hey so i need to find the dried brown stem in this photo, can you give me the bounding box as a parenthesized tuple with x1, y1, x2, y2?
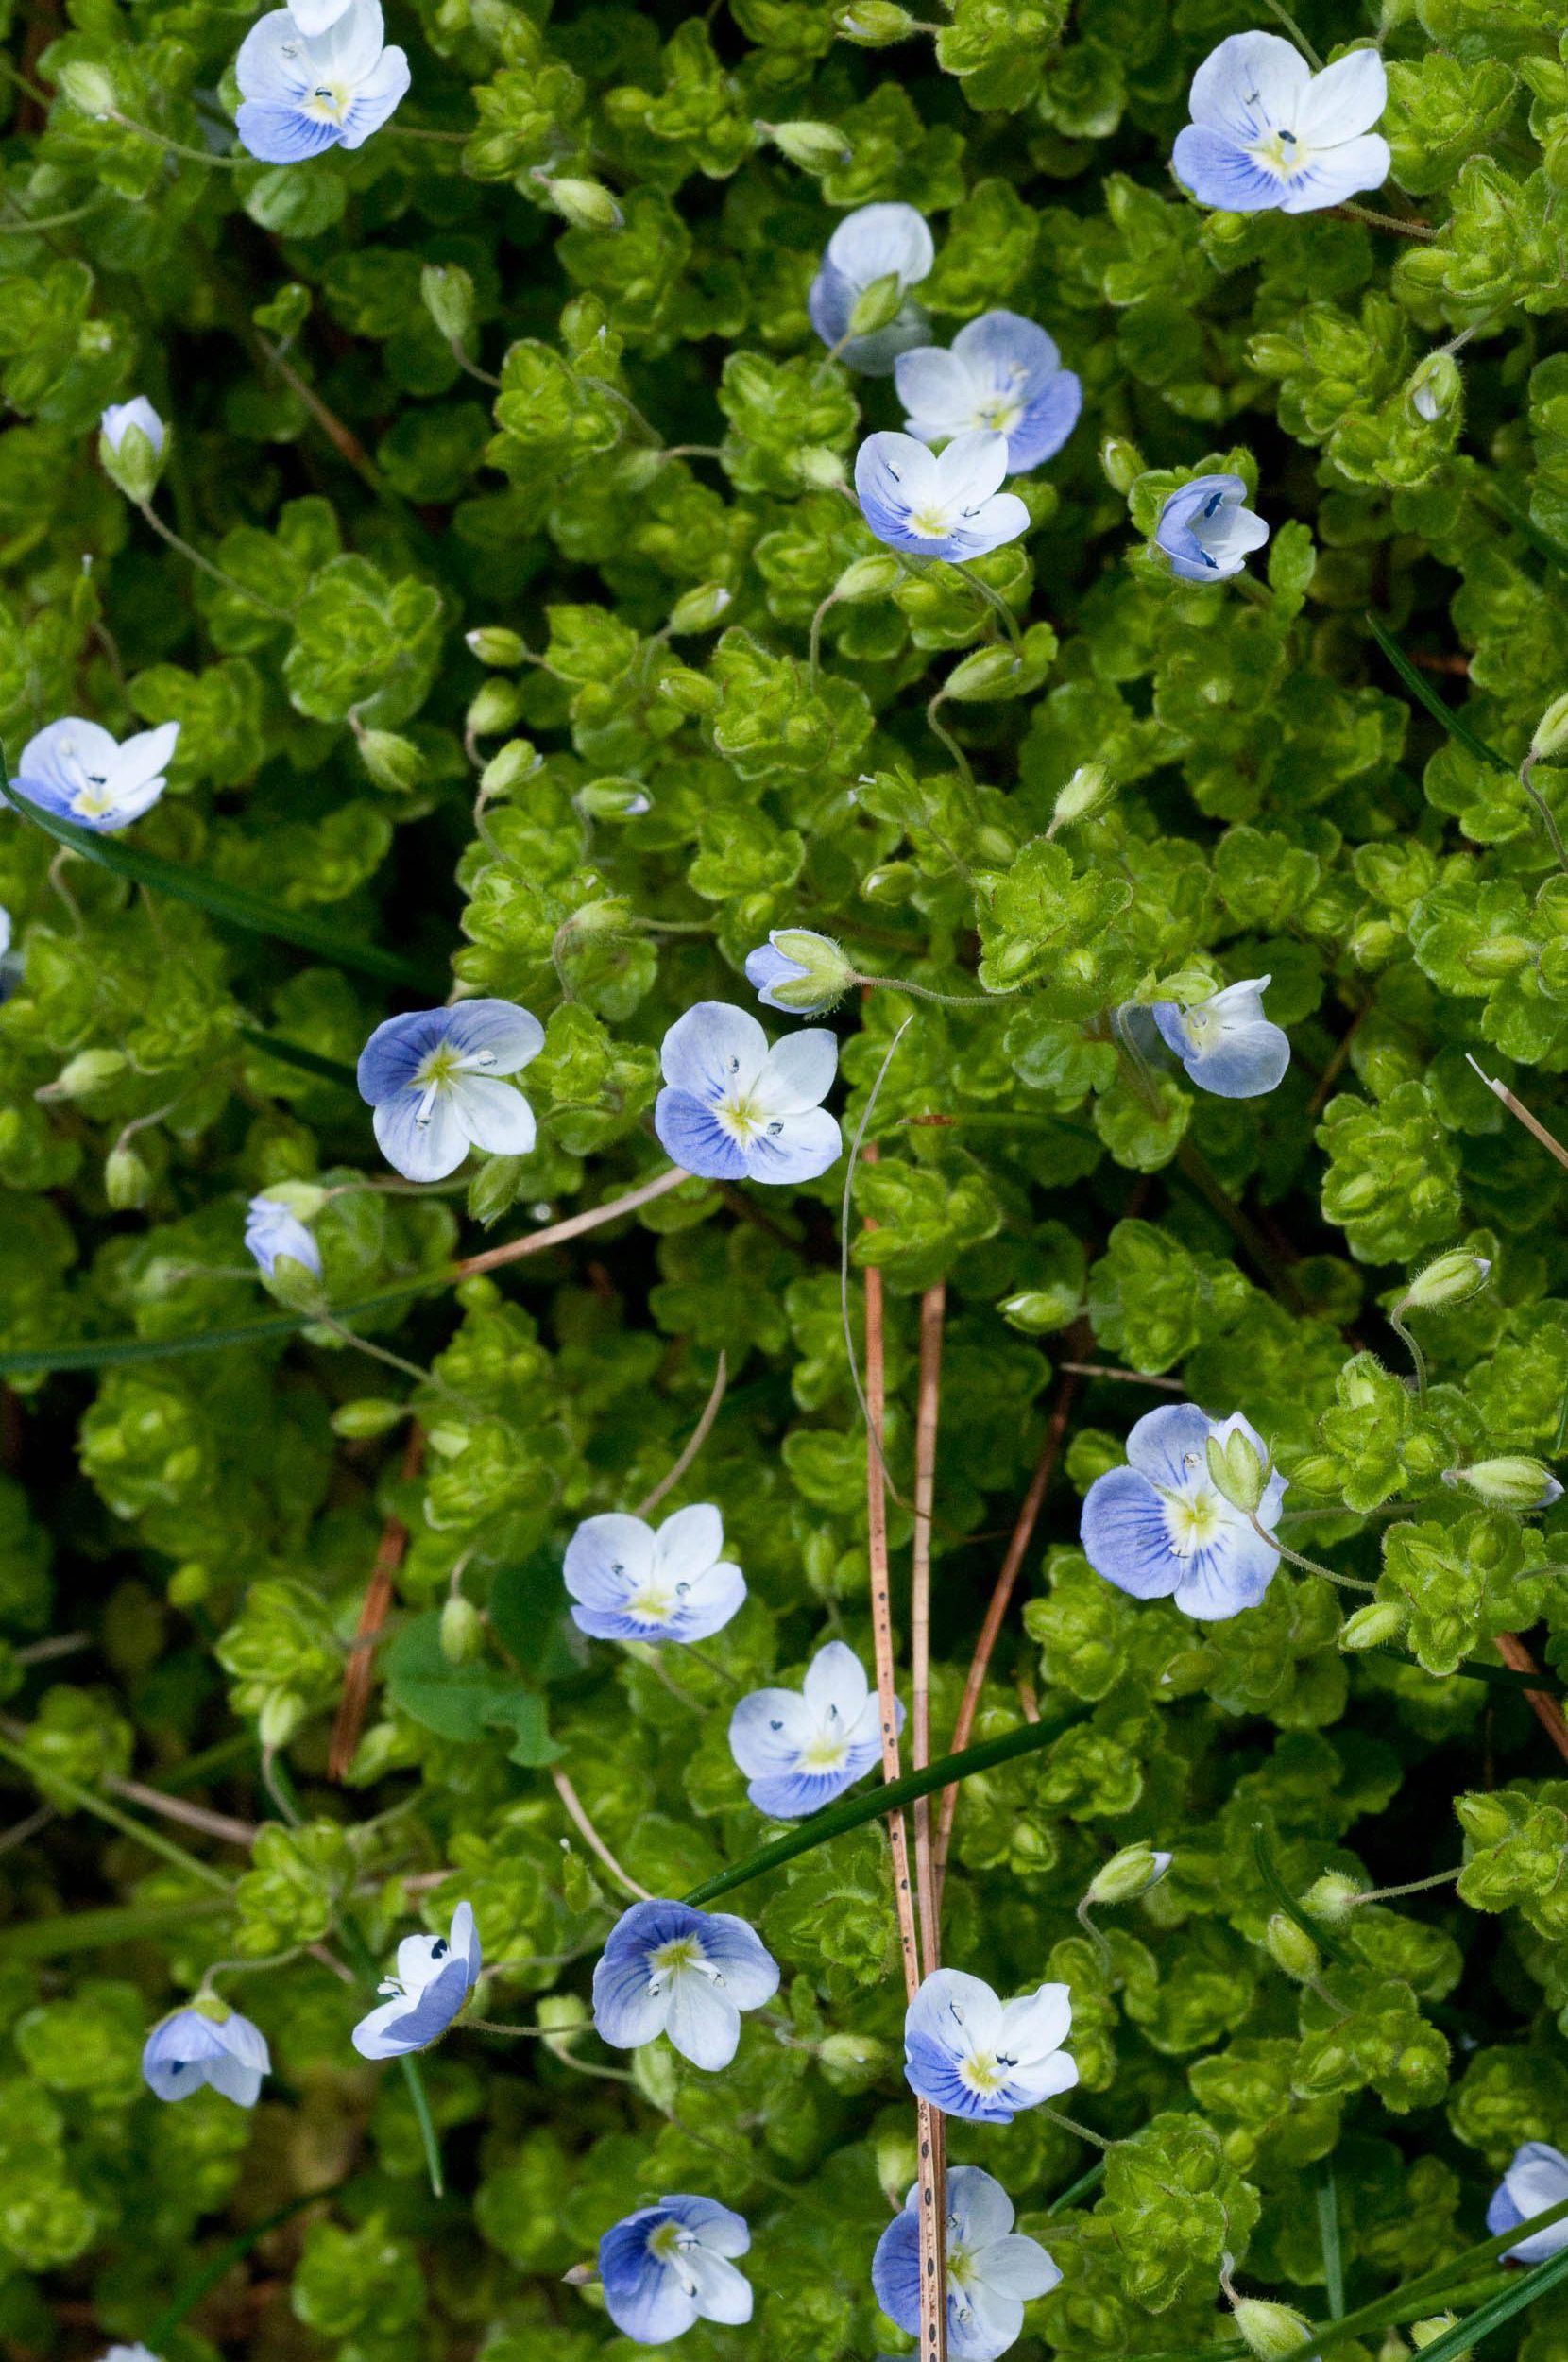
(452, 1164, 690, 1278)
(911, 1282, 946, 1978)
(1494, 1633, 1568, 1764)
(1468, 1054, 1568, 1173)
(551, 1768, 653, 1902)
(329, 1425, 425, 1781)
(634, 1351, 728, 1520)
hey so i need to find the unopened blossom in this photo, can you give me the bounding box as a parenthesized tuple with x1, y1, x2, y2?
(1488, 2142, 1568, 2264)
(873, 2165, 1061, 2362)
(903, 1969, 1078, 2125)
(728, 1641, 896, 1817)
(245, 1191, 323, 1280)
(351, 1902, 481, 2059)
(235, 0, 410, 163)
(357, 1000, 543, 1183)
(1173, 31, 1390, 214)
(742, 928, 856, 1016)
(895, 312, 1082, 476)
(11, 718, 179, 833)
(654, 1001, 842, 1184)
(598, 2195, 753, 2342)
(1150, 975, 1291, 1097)
(808, 201, 934, 375)
(592, 1899, 779, 2071)
(856, 429, 1030, 562)
(1081, 1404, 1287, 1620)
(564, 1503, 744, 1645)
(142, 2002, 270, 2107)
(100, 397, 165, 457)
(1154, 474, 1270, 583)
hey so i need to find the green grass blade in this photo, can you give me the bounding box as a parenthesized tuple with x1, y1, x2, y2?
(0, 751, 445, 993)
(1365, 612, 1512, 775)
(0, 1898, 230, 1958)
(1377, 1642, 1568, 1694)
(1474, 479, 1568, 578)
(1297, 2193, 1568, 2359)
(1317, 2167, 1345, 2319)
(237, 1024, 359, 1088)
(1309, 2237, 1568, 2362)
(146, 2180, 355, 2347)
(0, 1278, 440, 1376)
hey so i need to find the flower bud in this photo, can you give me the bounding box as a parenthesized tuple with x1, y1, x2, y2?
(1049, 762, 1114, 832)
(467, 678, 525, 738)
(1263, 1912, 1319, 1979)
(564, 897, 633, 938)
(265, 1181, 329, 1222)
(944, 645, 1023, 702)
(266, 1255, 327, 1313)
(44, 1048, 129, 1102)
(666, 581, 732, 634)
(1408, 351, 1460, 424)
(481, 739, 541, 797)
(749, 927, 858, 1014)
(835, 0, 922, 41)
(1338, 1600, 1407, 1651)
(816, 2030, 895, 2089)
(1443, 1456, 1563, 1511)
(58, 59, 116, 114)
(1233, 2299, 1316, 2362)
(1456, 1791, 1513, 1847)
(793, 443, 847, 490)
(1411, 2315, 1465, 2356)
(1099, 436, 1143, 495)
(98, 398, 167, 503)
(258, 1692, 303, 1751)
(999, 1285, 1081, 1335)
(1303, 1872, 1365, 1928)
(578, 778, 652, 820)
(760, 119, 853, 173)
(537, 176, 623, 232)
(104, 1143, 151, 1211)
(1205, 1426, 1268, 1515)
(356, 729, 421, 794)
(847, 272, 905, 338)
(834, 554, 902, 601)
(466, 626, 528, 667)
(332, 1398, 409, 1439)
(1399, 1250, 1491, 1314)
(420, 262, 475, 346)
(1532, 693, 1568, 764)
(439, 1595, 486, 1666)
(876, 2127, 919, 2202)
(1085, 1841, 1172, 1906)
(657, 667, 721, 717)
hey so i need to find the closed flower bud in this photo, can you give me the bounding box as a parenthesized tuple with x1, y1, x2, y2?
(1411, 2316, 1464, 2356)
(1443, 1456, 1563, 1511)
(356, 729, 421, 794)
(1532, 693, 1568, 764)
(467, 678, 525, 738)
(1338, 1600, 1407, 1651)
(1100, 436, 1144, 495)
(944, 645, 1023, 701)
(1303, 1872, 1365, 1928)
(1457, 1791, 1513, 1847)
(816, 2031, 895, 2087)
(1049, 762, 1114, 832)
(1263, 1912, 1319, 1979)
(481, 739, 541, 797)
(58, 59, 116, 114)
(835, 0, 922, 41)
(667, 581, 732, 634)
(1400, 1250, 1491, 1313)
(999, 1284, 1081, 1334)
(658, 666, 721, 717)
(439, 1595, 486, 1665)
(834, 553, 902, 601)
(45, 1048, 128, 1101)
(1205, 1427, 1268, 1514)
(566, 896, 633, 937)
(1233, 2299, 1316, 2362)
(537, 176, 623, 231)
(847, 270, 905, 339)
(466, 626, 528, 667)
(104, 1143, 151, 1210)
(578, 778, 652, 820)
(258, 1692, 304, 1750)
(744, 926, 856, 1014)
(761, 119, 853, 173)
(266, 1254, 327, 1312)
(420, 262, 475, 345)
(1086, 1841, 1172, 1906)
(793, 443, 847, 489)
(1408, 351, 1460, 423)
(332, 1398, 408, 1439)
(98, 399, 167, 503)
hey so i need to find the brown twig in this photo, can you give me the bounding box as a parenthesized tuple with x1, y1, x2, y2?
(551, 1768, 653, 1902)
(1059, 1361, 1185, 1392)
(452, 1164, 690, 1278)
(634, 1352, 728, 1520)
(933, 1368, 1080, 1918)
(1468, 1054, 1568, 1173)
(1494, 1633, 1568, 1763)
(329, 1425, 425, 1781)
(911, 1283, 946, 1977)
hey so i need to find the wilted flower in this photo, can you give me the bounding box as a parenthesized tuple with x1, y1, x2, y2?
(742, 928, 856, 1016)
(903, 1969, 1077, 2125)
(654, 1001, 842, 1184)
(142, 2002, 270, 2108)
(1488, 2142, 1568, 2264)
(1150, 974, 1291, 1097)
(1173, 31, 1389, 214)
(598, 2195, 753, 2342)
(895, 312, 1082, 476)
(728, 1641, 895, 1817)
(856, 429, 1030, 562)
(1154, 474, 1270, 583)
(235, 0, 410, 163)
(11, 718, 179, 833)
(592, 1899, 779, 2070)
(245, 1191, 323, 1280)
(564, 1503, 745, 1646)
(351, 1902, 481, 2059)
(357, 1000, 543, 1183)
(873, 2165, 1061, 2362)
(808, 201, 933, 374)
(1081, 1404, 1287, 1620)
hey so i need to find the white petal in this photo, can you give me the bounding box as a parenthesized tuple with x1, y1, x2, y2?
(16, 718, 119, 800)
(563, 1513, 656, 1606)
(448, 1073, 537, 1157)
(974, 2231, 1062, 2302)
(687, 2250, 753, 2326)
(286, 0, 354, 28)
(728, 1686, 816, 1778)
(234, 9, 315, 104)
(895, 346, 979, 439)
(312, 0, 387, 82)
(753, 1027, 838, 1117)
(661, 1001, 769, 1100)
(1297, 47, 1388, 145)
(109, 722, 179, 797)
(741, 1105, 843, 1185)
(372, 1090, 469, 1183)
(443, 998, 546, 1074)
(933, 428, 1011, 510)
(655, 1501, 724, 1586)
(1276, 132, 1391, 213)
(801, 1640, 869, 1722)
(997, 1981, 1073, 2064)
(1188, 30, 1309, 140)
(946, 2166, 1015, 2248)
(666, 1977, 741, 2069)
(826, 201, 934, 293)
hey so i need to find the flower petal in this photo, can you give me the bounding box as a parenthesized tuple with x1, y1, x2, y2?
(942, 493, 1031, 561)
(667, 1561, 746, 1642)
(871, 2209, 922, 2336)
(1123, 1402, 1215, 1489)
(728, 1686, 815, 1778)
(600, 2216, 695, 2343)
(16, 718, 120, 800)
(450, 1900, 482, 1986)
(1080, 1467, 1182, 1600)
(1173, 1508, 1280, 1620)
(110, 722, 179, 798)
(754, 1027, 838, 1117)
(997, 1980, 1073, 2068)
(1008, 370, 1082, 473)
(665, 1977, 741, 2069)
(592, 1949, 670, 2052)
(234, 9, 314, 105)
(1497, 2144, 1568, 2262)
(946, 2165, 1015, 2249)
(203, 2048, 265, 2107)
(1187, 30, 1309, 142)
(563, 1512, 656, 1606)
(933, 428, 1011, 510)
(654, 1087, 750, 1179)
(660, 1000, 769, 1099)
(741, 1105, 843, 1185)
(447, 1073, 537, 1156)
(313, 0, 389, 81)
(357, 1008, 452, 1103)
(286, 0, 354, 28)
(975, 2230, 1062, 2302)
(686, 2249, 753, 2326)
(895, 344, 979, 440)
(825, 202, 934, 293)
(655, 1501, 724, 1586)
(697, 1910, 780, 2009)
(339, 44, 410, 145)
(1276, 132, 1391, 213)
(372, 1089, 469, 1182)
(1181, 1016, 1291, 1098)
(801, 1639, 870, 1722)
(442, 999, 546, 1073)
(661, 2195, 750, 2256)
(856, 428, 941, 528)
(235, 101, 344, 161)
(1297, 47, 1388, 145)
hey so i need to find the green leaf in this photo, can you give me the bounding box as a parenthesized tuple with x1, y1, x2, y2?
(383, 1611, 562, 1764)
(487, 1549, 587, 1685)
(1364, 612, 1511, 775)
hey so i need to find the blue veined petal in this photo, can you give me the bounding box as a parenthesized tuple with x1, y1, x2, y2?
(691, 1910, 779, 2009)
(660, 2195, 750, 2254)
(653, 1087, 751, 1180)
(823, 201, 933, 295)
(1123, 1402, 1214, 1489)
(744, 1762, 860, 1817)
(871, 2207, 922, 2336)
(1275, 132, 1392, 214)
(1172, 1511, 1279, 1620)
(563, 1512, 656, 1608)
(446, 1073, 537, 1155)
(1007, 370, 1082, 474)
(372, 1089, 469, 1182)
(946, 2166, 1015, 2249)
(143, 2009, 229, 2100)
(1491, 2144, 1568, 2262)
(338, 43, 412, 148)
(741, 1105, 843, 1185)
(440, 998, 545, 1073)
(17, 717, 120, 796)
(659, 1000, 769, 1101)
(1180, 1015, 1291, 1098)
(743, 942, 803, 1008)
(235, 102, 345, 163)
(1186, 30, 1307, 143)
(664, 1560, 746, 1642)
(1172, 125, 1286, 211)
(599, 2213, 695, 2343)
(590, 1949, 669, 2052)
(1080, 1467, 1182, 1600)
(906, 2028, 1012, 2121)
(233, 9, 315, 105)
(807, 260, 853, 350)
(728, 1685, 814, 1778)
(938, 495, 1031, 561)
(570, 1600, 680, 1641)
(11, 770, 102, 827)
(357, 1007, 452, 1104)
(950, 309, 1061, 397)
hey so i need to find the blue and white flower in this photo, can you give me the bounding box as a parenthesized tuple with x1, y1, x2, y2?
(1487, 2142, 1568, 2265)
(235, 0, 410, 163)
(564, 1502, 744, 1646)
(592, 1898, 779, 2071)
(1151, 975, 1290, 1098)
(351, 1901, 481, 2060)
(357, 1000, 544, 1184)
(895, 313, 1082, 477)
(654, 1001, 842, 1185)
(809, 202, 934, 376)
(1081, 1404, 1287, 1622)
(728, 1641, 895, 1818)
(856, 430, 1030, 563)
(742, 928, 855, 1016)
(599, 2195, 752, 2344)
(903, 1969, 1078, 2125)
(11, 718, 179, 833)
(1154, 475, 1270, 582)
(245, 1190, 323, 1280)
(1173, 32, 1390, 215)
(873, 2165, 1061, 2362)
(100, 397, 165, 458)
(142, 2002, 270, 2108)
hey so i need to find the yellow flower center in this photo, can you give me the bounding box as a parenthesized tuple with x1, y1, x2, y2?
(304, 79, 351, 125)
(1163, 1486, 1224, 1558)
(1250, 126, 1309, 180)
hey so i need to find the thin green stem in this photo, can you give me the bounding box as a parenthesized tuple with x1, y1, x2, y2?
(808, 589, 838, 688)
(1354, 1865, 1461, 1907)
(107, 111, 243, 169)
(1388, 1304, 1428, 1401)
(2, 197, 107, 233)
(1335, 201, 1436, 239)
(0, 1732, 233, 1894)
(1047, 2160, 1106, 2216)
(1074, 1895, 1111, 1972)
(1250, 1511, 1375, 1593)
(861, 974, 1007, 1008)
(1041, 2104, 1118, 2152)
(400, 2054, 445, 2199)
(199, 1943, 308, 1992)
(954, 563, 1024, 653)
(137, 502, 293, 625)
(1519, 753, 1568, 873)
(1258, 0, 1322, 66)
(146, 2182, 353, 2347)
(925, 690, 974, 789)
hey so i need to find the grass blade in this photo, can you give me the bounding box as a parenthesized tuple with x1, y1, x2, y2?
(237, 1024, 359, 1088)
(1364, 612, 1511, 775)
(146, 2180, 354, 2347)
(1308, 2237, 1568, 2362)
(1317, 2167, 1345, 2319)
(0, 1279, 438, 1376)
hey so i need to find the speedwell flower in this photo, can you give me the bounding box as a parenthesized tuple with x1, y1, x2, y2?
(235, 0, 410, 163)
(1172, 31, 1390, 214)
(654, 1001, 842, 1184)
(895, 313, 1082, 477)
(856, 429, 1030, 562)
(100, 397, 165, 458)
(873, 2165, 1061, 2362)
(903, 1969, 1078, 2125)
(357, 1000, 543, 1184)
(1488, 2142, 1568, 2264)
(564, 1503, 745, 1645)
(142, 2002, 270, 2108)
(11, 718, 179, 833)
(1154, 475, 1270, 582)
(245, 1191, 323, 1280)
(728, 1640, 895, 1818)
(1081, 1403, 1287, 1621)
(1150, 974, 1291, 1098)
(743, 928, 856, 1016)
(352, 1901, 481, 2059)
(808, 201, 934, 375)
(599, 2195, 753, 2343)
(592, 1898, 779, 2071)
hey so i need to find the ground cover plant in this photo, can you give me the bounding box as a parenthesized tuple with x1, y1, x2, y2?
(8, 0, 1568, 2358)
